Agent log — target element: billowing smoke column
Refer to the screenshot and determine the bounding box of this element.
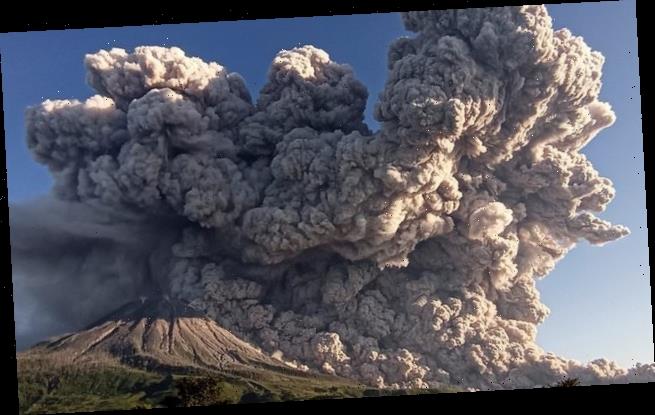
[15,4,655,389]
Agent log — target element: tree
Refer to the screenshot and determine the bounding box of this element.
[552,377,581,388]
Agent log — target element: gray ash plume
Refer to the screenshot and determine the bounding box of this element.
[12,5,654,390]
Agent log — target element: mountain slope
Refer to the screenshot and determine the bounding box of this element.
[17,297,461,413]
[16,297,362,413]
[23,297,291,374]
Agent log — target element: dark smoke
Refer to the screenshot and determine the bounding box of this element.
[10,196,181,349]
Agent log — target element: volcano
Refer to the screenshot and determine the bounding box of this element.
[19,297,436,413]
[21,296,291,374]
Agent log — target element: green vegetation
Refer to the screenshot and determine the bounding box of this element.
[18,357,463,413]
[164,371,462,407]
[17,358,169,414]
[169,369,368,406]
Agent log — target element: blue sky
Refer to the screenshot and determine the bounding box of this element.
[1,0,651,367]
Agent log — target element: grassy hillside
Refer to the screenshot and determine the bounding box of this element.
[18,358,168,414]
[17,356,462,413]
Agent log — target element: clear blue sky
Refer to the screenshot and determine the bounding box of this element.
[1,0,651,367]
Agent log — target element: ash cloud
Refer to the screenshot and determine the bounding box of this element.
[13,5,654,389]
[10,196,180,349]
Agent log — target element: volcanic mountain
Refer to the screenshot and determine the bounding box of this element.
[20,297,446,413]
[21,296,292,374]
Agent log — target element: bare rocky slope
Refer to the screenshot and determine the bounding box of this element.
[21,296,293,374]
